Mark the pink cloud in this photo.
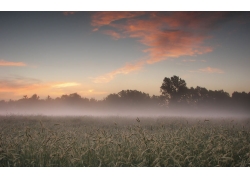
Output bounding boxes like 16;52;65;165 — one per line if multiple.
198;67;224;74
0;76;85;100
92;61;145;83
91;12;220;65
91;12;144;28
0;59;26;66
91;12;234;82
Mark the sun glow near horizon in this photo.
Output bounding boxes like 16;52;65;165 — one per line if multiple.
0;12;250;101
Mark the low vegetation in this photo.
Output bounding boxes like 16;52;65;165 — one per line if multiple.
0;115;250;167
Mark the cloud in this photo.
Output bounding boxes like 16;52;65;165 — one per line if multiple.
182;59;196;62
91;12;145;28
92;61;145;83
182;59;206;63
63;11;76;16
91;12;238;82
198;67;224;73
52;82;81;88
0;59;26;66
0;77;48;94
190;67;224;74
0;76;84;99
103;30;123;40
80;90;108;95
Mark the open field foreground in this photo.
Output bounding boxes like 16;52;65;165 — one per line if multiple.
0;115;250;167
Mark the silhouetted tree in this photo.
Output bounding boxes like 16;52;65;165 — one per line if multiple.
69;93;81;100
46;95;52;101
151;95;168;106
232;91;250;108
207;90;230;105
117;90;150;104
104;93;120;104
29;94;39;101
160;75;188;106
187;86;210;107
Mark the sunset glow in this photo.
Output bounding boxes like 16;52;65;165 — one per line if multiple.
0;11;250;100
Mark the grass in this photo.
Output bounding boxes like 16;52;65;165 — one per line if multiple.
0;115;250;167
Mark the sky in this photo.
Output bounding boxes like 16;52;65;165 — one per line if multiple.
0;11;250;100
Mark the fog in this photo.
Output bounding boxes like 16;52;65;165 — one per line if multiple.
1;80;249;119
0;101;249;119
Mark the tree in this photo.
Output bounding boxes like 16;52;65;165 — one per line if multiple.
104;93;120;104
160;75;188;106
187;86;209;106
117;90;150;104
29;94;39;100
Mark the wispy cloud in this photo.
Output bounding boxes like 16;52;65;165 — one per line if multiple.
0;59;26;67
182;59;196;62
79;90;108;96
0;76;83;99
92;61;144;83
91;12;237;82
182;59;206;63
91;12;145;29
190;67;224;74
52;82;81;88
103;30;123;40
198;67;224;73
63;11;76;16
0;76;47;93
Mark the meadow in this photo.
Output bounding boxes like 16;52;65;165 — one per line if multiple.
0;115;249;167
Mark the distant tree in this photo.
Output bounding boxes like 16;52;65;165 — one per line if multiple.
151;95;168;106
29;94;39;100
187;86;209;106
61;94;69;100
160;75;188;106
208;90;230;104
60;93;82;104
232;91;250;107
46;95;52;101
69;93;81;100
90;98;97;103
0;100;5;106
117;90;150;104
104;93;120;103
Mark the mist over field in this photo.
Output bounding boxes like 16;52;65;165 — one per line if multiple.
0;76;249;118
0;103;249;118
1;11;250;167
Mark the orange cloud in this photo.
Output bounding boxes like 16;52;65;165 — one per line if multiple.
0;77;85;99
0;59;26;66
92;61;145;83
80;90;108;96
91;12;235;64
91;12;144;28
63;11;75;16
198;67;224;74
52;82;80;88
91;12;236;82
122;14;214;64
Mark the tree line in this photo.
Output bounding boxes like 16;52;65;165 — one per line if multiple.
0;75;249;115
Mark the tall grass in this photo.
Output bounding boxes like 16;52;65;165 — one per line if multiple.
0;115;249;167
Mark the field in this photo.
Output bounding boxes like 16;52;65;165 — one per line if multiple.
0;115;250;167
